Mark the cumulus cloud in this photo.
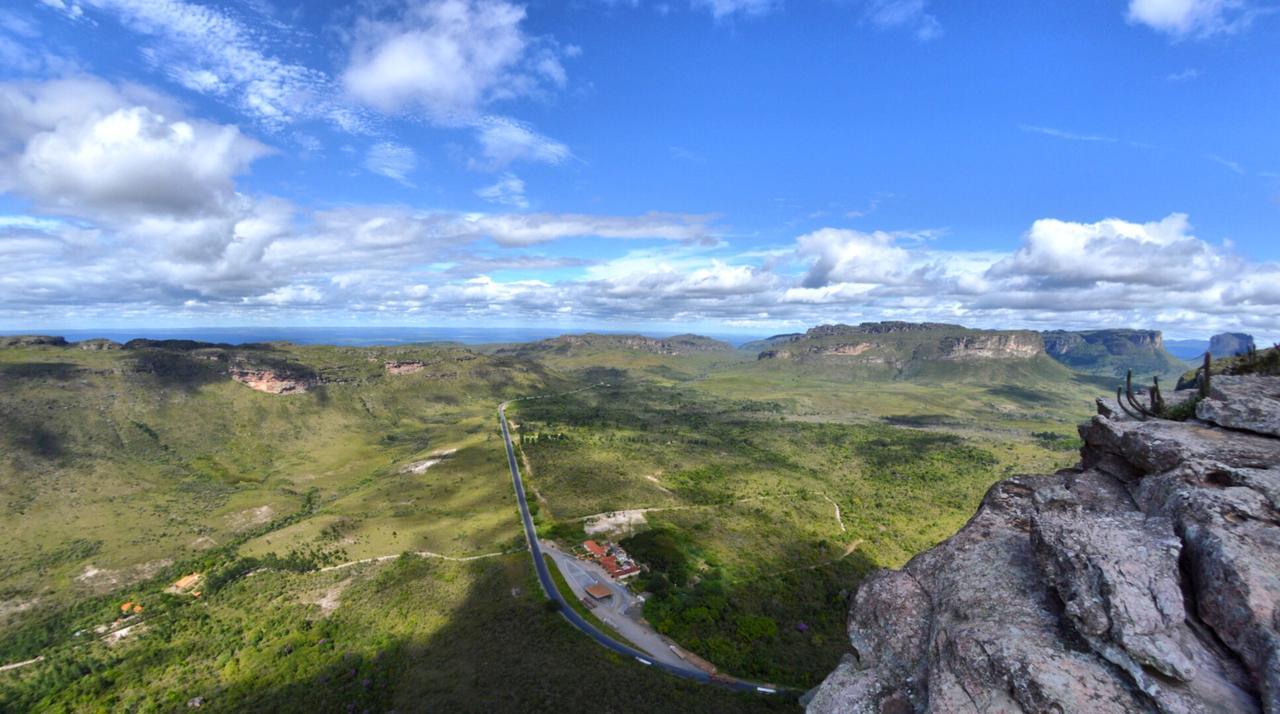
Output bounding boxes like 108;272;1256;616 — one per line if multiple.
342;0;566;121
986;214;1230;289
796;228;915;288
0;77;269;228
1126;0;1258;38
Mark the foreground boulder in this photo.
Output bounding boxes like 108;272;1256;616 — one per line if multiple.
809;376;1280;713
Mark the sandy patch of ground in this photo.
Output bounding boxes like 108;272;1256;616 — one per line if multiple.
226;505;275;530
645;472;674;495
189;536;218;550
0;597;38;624
75;559;173;592
584;510;649;537
104;621;146;645
301;578;353;617
402;448;457;474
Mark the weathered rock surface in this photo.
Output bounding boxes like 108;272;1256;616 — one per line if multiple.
75;338;123;351
1196;376;1280;438
228;368;318;394
810;376;1280;713
384;360;426;375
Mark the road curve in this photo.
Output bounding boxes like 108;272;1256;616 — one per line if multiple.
498;394;785;698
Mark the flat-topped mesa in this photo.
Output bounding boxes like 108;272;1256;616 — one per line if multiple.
808;374;1280;714
1042;328;1164;356
1040;329;1187;379
759;322;1044;363
0;335;69;348
1211;332;1257;359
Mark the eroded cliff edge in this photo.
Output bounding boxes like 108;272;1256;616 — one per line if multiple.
808;375;1280;713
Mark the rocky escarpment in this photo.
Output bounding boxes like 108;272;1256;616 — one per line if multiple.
1211;333;1256;359
808;375;1280;713
228;367;318;394
758;323;1044;365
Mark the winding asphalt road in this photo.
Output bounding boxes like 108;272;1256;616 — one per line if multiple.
498;392;784;697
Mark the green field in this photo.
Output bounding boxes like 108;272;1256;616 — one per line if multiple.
0;333;1113;709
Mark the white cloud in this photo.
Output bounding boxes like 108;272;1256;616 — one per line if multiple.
691;0;780;20
864;0;942;40
364;142;419;183
468;212;715;246
0;78;269;220
342;0;565;121
251;284;323;305
796;227;917;288
1019;125;1117;143
1166;68;1202;82
1126;0;1257;38
1204;154;1244;174
987;214;1230;289
476;172;529;208
471;116;571;169
77;0;354;130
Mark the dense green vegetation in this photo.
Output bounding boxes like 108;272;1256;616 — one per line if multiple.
0;329;1101;709
513;374;1083;687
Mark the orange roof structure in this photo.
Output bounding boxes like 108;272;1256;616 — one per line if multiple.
585;583;612;600
583;540;607;557
600;555;620;574
172;573;201;590
120;601;133;613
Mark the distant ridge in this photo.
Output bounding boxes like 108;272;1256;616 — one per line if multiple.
495;332;734;357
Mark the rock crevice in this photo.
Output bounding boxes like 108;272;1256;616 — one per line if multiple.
809;376;1280;713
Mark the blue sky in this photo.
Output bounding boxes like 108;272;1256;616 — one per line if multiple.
0;0;1277;340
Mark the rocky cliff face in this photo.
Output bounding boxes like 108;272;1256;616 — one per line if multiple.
1210;333;1256;359
937;334;1042;361
808;375;1280;713
1040;329;1186;379
758;323;1045;364
228;367;318;394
